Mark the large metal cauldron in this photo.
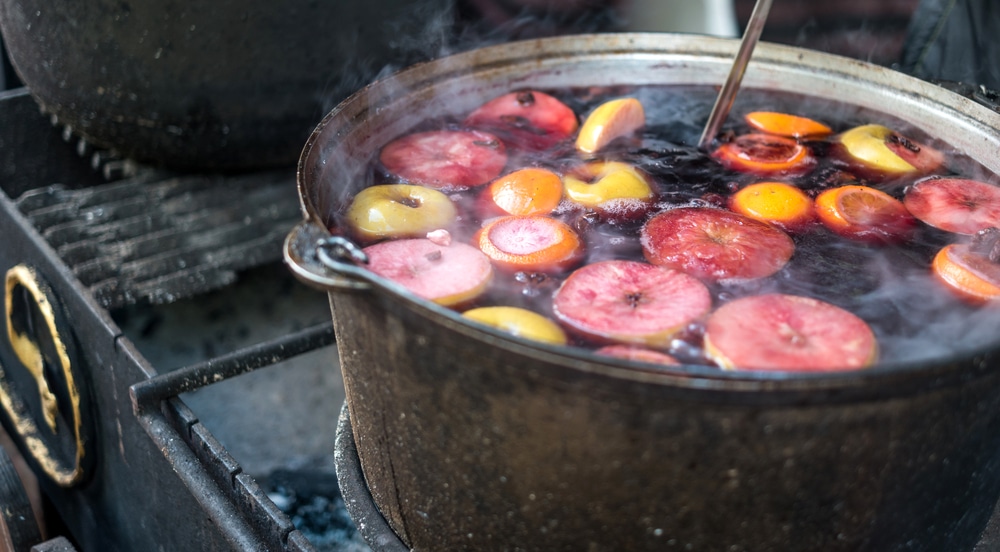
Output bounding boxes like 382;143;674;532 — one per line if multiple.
285;33;1000;551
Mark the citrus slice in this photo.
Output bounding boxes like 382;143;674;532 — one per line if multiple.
704;294;878;372
712;133;815;177
476;215;584;273
930;241;1000;304
575;97;646;153
744;111;832;138
729;181;815;232
463;306;568;345
482;167;564;217
815;185;916;244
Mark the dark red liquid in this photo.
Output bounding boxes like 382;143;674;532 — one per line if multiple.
335;85;1000;369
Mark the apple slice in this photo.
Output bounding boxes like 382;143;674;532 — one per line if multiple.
552;259;712;348
462;306;568;345
575;97;645;154
378;129;508;191
703;294;878;372
363;238;493;307
476;215;584;273
640;207;795;283
464;90;579;150
712;133;816;177
345;184;457;242
593;344;680;366
815;185;916;244
562;161;656;223
834;124;944;179
903;177;1000;235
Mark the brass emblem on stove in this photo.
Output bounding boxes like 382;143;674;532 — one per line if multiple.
0;264;86;487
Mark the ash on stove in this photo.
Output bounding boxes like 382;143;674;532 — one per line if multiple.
265;469;371;552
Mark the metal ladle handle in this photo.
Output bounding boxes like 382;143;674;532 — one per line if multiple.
698;0;774;150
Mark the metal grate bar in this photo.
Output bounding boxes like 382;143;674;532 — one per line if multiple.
15;168;305;309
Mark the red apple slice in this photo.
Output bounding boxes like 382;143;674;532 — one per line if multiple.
593;344;680;366
379;129;508;191
552;259;712;348
712;133;816;177
703;294;878;372
903;177;1000;235
640;207;795;283
464;90;579;150
363;238;493;307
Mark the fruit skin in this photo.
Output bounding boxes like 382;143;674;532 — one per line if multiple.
593;344;680;366
464;90;579;150
744;111;832;138
834;124;944;179
575;97;645;153
903;177;1000;235
712;133;816;177
362;238;493;307
931;243;1000;304
551;259;712;348
703;294;878;372
476;215;584;273
345;184;457;243
378;129;508;191
640;207;795;283
562;161;656;223
728;181;816;232
479;167;563;218
463;306;568;345
814;185;916;244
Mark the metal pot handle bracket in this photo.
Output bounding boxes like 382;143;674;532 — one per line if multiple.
283;220;373;292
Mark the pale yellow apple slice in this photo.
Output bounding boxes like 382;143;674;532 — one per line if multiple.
575;97;645;154
462;306;567;345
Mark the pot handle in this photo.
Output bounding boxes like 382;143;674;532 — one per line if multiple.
283;220;373;292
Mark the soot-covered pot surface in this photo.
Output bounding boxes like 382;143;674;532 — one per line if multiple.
285;33;1000;551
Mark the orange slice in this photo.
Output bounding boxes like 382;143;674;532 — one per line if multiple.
729;181;815;232
931;243;1000;304
744;111;833;138
815;185;916;244
486;167;564;216
575;98;645;154
712;133;815;177
476;215;584;273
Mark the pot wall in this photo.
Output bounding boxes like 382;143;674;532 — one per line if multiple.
333;289;1000;551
